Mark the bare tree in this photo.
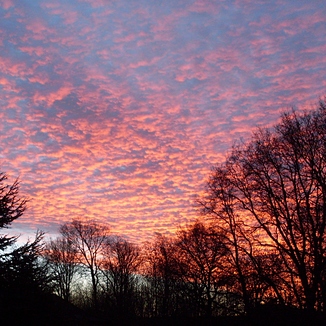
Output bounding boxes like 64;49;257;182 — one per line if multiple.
200;167;252;312
60;219;110;308
200;166;273;313
44;236;79;302
143;234;180;317
201;101;326;312
174;221;230;317
101;236;141;315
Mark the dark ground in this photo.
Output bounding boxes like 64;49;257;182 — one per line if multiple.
1;294;325;326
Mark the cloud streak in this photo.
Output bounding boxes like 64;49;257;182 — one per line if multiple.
0;0;325;242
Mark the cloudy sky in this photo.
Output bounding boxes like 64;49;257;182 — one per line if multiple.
1;0;325;242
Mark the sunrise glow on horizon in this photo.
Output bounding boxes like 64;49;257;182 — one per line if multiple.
1;0;325;243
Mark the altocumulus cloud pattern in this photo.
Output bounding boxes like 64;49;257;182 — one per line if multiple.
0;0;325;242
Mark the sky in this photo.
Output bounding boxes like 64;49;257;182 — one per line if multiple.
0;0;325;243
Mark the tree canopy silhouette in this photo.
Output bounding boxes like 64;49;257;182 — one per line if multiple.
200;100;326;312
0;173;26;251
60;219;110;308
0;173;56;324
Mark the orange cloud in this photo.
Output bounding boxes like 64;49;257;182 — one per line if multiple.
1;0;326;245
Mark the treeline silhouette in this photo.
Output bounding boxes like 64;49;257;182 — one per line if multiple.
1;99;326;325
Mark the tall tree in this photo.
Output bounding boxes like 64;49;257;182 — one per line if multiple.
60;219;110;308
143;234;180;317
175;221;230;317
3;230;51;295
0;173;28;290
101;236;141;315
0;174;26;251
44;236;79;302
201;100;326;312
200;166;268;313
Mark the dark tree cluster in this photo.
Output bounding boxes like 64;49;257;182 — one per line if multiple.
44;219;236;320
200;100;326;315
1;99;326;326
0;174;53;324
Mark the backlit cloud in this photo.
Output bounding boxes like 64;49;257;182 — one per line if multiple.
0;0;325;243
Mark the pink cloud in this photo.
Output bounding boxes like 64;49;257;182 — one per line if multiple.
1;0;326;244
0;0;13;10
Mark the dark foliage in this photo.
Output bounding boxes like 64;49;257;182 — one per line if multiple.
0;173;54;323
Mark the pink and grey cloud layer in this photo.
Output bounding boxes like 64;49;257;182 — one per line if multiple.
0;0;325;242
